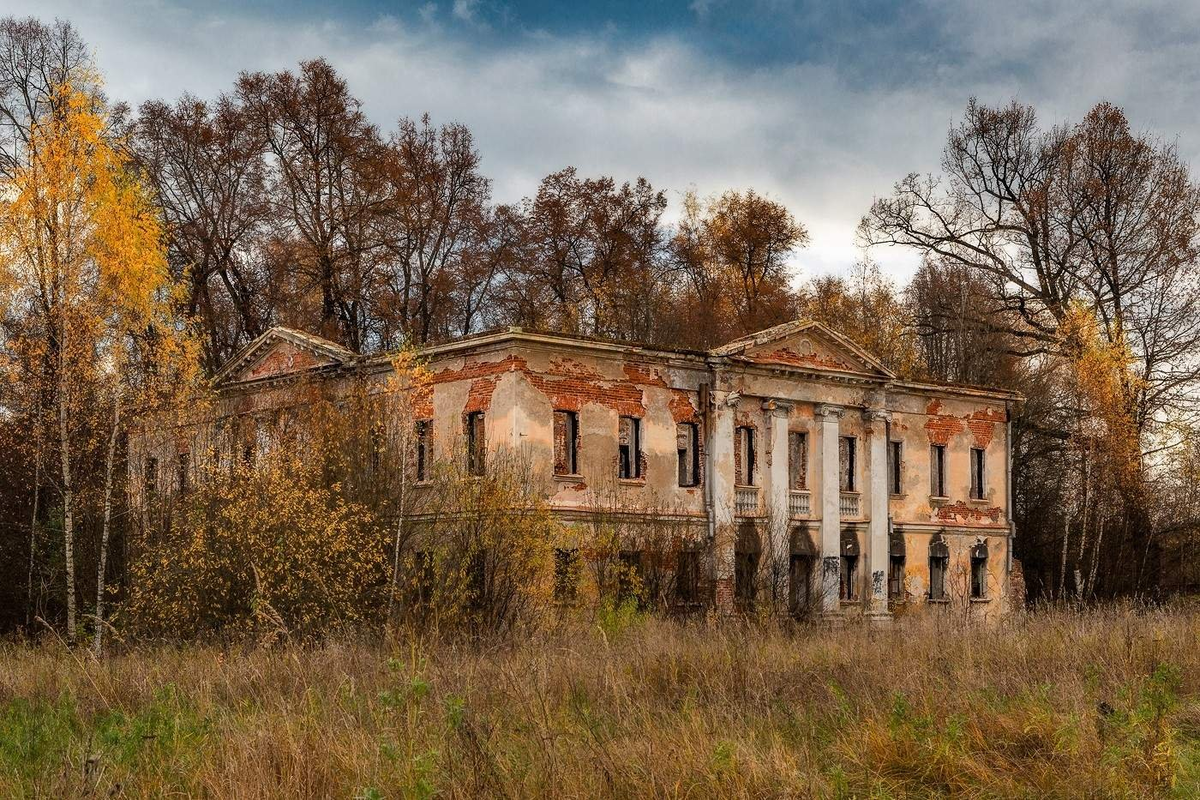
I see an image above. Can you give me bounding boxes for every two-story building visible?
[130,319,1021,620]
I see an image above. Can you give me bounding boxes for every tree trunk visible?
[57,331,76,646]
[94,389,122,657]
[26,426,41,627]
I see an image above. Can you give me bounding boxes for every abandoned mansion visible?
[130,320,1021,620]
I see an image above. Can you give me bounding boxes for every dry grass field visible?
[1,604,1198,798]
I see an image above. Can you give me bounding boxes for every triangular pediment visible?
[214,327,355,386]
[711,320,894,379]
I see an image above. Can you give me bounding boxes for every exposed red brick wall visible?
[935,501,1003,524]
[668,390,699,423]
[243,343,320,381]
[623,362,668,387]
[747,347,853,371]
[714,576,735,612]
[924,399,1005,447]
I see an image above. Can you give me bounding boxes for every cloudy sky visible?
[11,0,1200,281]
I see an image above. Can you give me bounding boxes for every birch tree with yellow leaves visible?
[0,77,195,649]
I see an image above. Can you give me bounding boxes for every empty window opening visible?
[930,444,947,497]
[735,426,756,486]
[840,528,860,601]
[971,540,989,599]
[789,554,812,617]
[415,420,431,482]
[888,530,907,602]
[839,436,857,492]
[970,447,986,500]
[735,522,760,610]
[840,555,859,601]
[618,417,642,479]
[789,430,808,490]
[465,411,486,476]
[676,549,701,606]
[554,548,579,603]
[929,535,949,600]
[554,411,580,475]
[676,422,700,487]
[889,440,903,495]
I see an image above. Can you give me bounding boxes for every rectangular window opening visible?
[554,411,580,476]
[930,444,947,497]
[970,447,986,500]
[839,436,857,492]
[840,555,858,600]
[676,549,700,606]
[929,555,948,600]
[789,431,808,490]
[676,422,699,487]
[789,554,811,617]
[415,420,431,482]
[888,555,905,601]
[735,426,756,486]
[465,411,486,476]
[971,554,988,599]
[889,440,903,495]
[618,417,642,479]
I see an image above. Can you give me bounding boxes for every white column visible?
[765,400,792,608]
[815,404,843,615]
[865,408,892,622]
[711,390,737,612]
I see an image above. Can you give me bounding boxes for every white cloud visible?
[8,0,1200,286]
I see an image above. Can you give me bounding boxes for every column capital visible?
[815,403,844,419]
[761,398,793,417]
[863,408,892,424]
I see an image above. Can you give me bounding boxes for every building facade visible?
[130,320,1021,620]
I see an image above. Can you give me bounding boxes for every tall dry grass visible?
[0,604,1197,798]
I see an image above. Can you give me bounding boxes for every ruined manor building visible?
[130,320,1021,619]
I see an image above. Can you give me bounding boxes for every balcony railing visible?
[839,492,861,519]
[735,486,761,517]
[788,490,811,519]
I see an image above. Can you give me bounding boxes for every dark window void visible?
[929,535,950,600]
[676,422,699,487]
[676,549,701,605]
[930,444,947,497]
[840,555,859,600]
[415,420,431,482]
[889,555,905,600]
[971,540,989,598]
[735,426,756,486]
[970,447,986,500]
[839,436,856,492]
[465,412,485,476]
[889,530,906,602]
[554,411,579,475]
[789,431,808,490]
[618,417,642,479]
[889,440,903,495]
[789,554,812,617]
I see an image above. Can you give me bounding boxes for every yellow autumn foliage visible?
[123,452,390,640]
